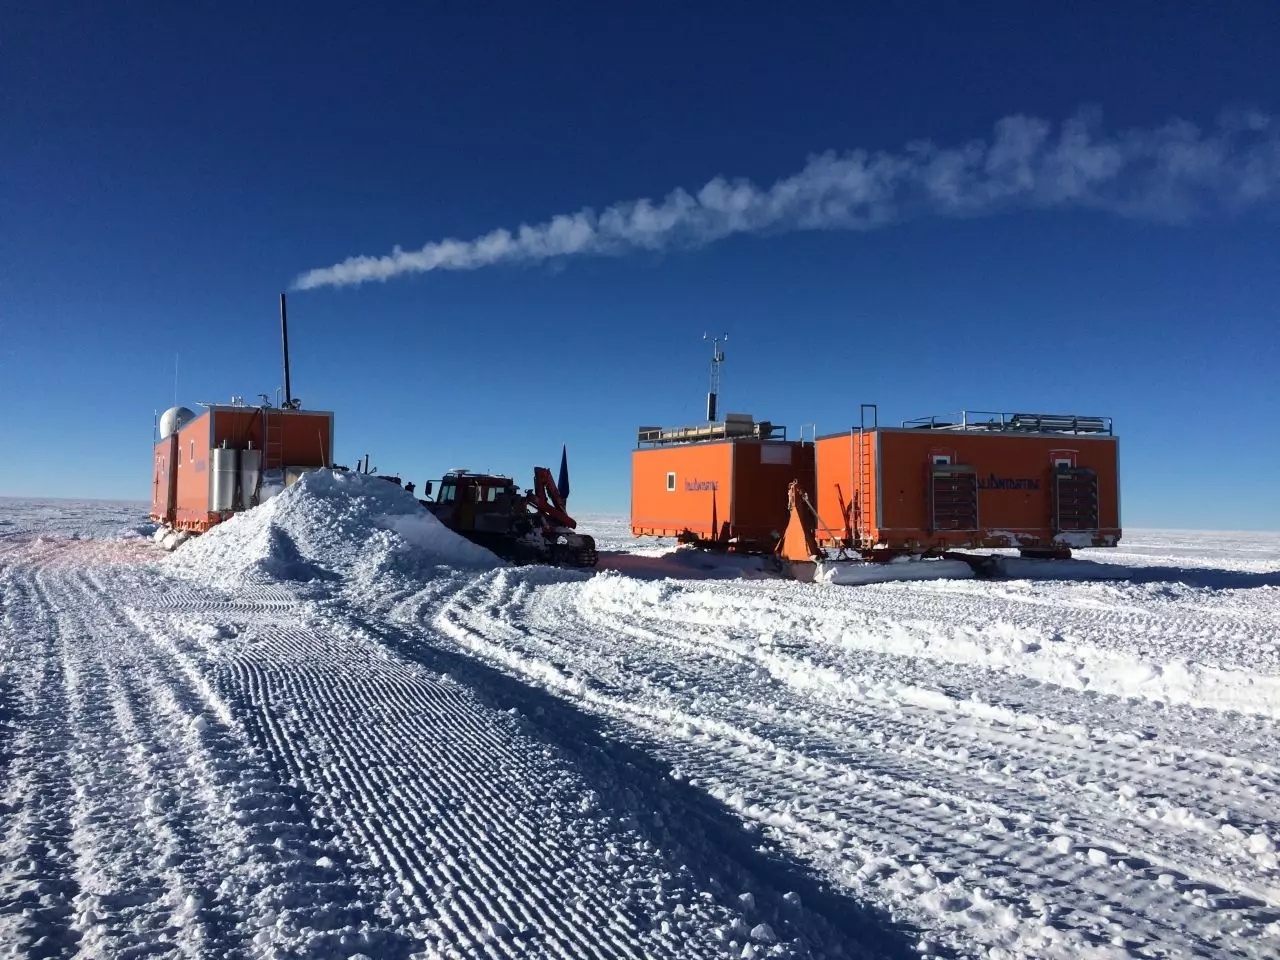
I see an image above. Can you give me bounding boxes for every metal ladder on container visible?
[264,409,284,472]
[852,404,877,547]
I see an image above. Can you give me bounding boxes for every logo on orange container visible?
[977,474,1041,491]
[685,479,719,492]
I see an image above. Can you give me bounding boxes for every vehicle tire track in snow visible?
[490,571,1280,866]
[573,575,1280,793]
[577,590,1280,881]
[0,568,82,959]
[677,576,1280,733]
[425,567,1280,959]
[1,544,412,960]
[131,582,845,959]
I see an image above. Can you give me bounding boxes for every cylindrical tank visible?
[211,445,240,512]
[239,447,263,510]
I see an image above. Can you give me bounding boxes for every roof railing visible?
[637,414,787,446]
[900,411,1113,435]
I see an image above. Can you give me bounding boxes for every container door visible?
[1053,467,1099,532]
[929,464,979,533]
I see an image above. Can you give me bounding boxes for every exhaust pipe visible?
[280,292,293,408]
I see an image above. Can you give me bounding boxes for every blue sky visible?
[3,2,1278,528]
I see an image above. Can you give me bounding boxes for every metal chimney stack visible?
[280,293,292,408]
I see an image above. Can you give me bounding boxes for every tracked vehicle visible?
[424,467,598,568]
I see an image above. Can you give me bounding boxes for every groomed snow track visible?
[2,495,1279,959]
[416,565,1280,958]
[0,513,900,959]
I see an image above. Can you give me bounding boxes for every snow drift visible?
[166,470,501,589]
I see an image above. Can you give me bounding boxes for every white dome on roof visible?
[159,406,196,440]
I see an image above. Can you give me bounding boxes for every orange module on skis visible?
[811,407,1120,555]
[630,414,815,550]
[151,403,335,533]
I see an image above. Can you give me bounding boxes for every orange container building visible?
[630,414,815,549]
[152,403,335,533]
[812,408,1120,555]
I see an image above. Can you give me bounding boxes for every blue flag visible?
[557,444,570,501]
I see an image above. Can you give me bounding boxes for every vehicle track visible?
[576,588,1280,837]
[121,576,824,958]
[0,569,83,960]
[423,567,1280,958]
[1,551,414,959]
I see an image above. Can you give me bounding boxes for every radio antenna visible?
[703,332,727,422]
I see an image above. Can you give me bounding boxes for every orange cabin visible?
[151,405,335,533]
[812,410,1120,553]
[630,415,815,548]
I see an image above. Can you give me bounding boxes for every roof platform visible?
[901,411,1113,436]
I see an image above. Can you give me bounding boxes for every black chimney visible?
[280,293,292,408]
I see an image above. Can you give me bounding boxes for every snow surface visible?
[2,488,1279,958]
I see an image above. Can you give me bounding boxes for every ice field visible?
[1,481,1278,959]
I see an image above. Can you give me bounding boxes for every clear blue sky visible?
[3,2,1278,528]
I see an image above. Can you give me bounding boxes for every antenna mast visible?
[704,332,727,422]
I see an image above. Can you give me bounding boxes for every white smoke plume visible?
[295,109,1278,290]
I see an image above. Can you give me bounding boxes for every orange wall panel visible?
[877,431,1119,535]
[815,428,1120,549]
[209,409,334,467]
[631,441,814,544]
[631,443,733,539]
[814,432,877,542]
[150,435,178,524]
[731,442,815,542]
[173,411,213,528]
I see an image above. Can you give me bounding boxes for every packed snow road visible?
[1,487,1278,959]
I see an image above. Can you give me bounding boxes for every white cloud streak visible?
[295,110,1279,291]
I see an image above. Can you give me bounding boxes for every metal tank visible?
[239,446,262,510]
[210,444,240,512]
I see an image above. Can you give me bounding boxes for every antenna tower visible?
[704,332,727,422]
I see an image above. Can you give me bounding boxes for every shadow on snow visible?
[357,604,925,960]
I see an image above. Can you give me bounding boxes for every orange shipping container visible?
[812,411,1120,554]
[154,405,335,532]
[631,438,815,548]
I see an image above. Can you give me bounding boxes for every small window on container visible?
[190,440,195,462]
[666,471,676,492]
[1054,457,1074,469]
[932,454,952,466]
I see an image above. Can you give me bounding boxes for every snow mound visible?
[809,557,975,585]
[166,470,501,588]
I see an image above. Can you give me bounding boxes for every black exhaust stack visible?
[280,293,293,408]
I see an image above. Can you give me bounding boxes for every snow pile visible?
[166,470,500,589]
[810,557,975,585]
